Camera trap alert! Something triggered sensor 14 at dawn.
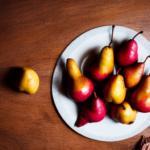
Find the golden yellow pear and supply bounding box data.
[111,101,137,125]
[103,68,126,104]
[90,25,115,81]
[15,67,39,94]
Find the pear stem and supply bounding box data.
[93,91,97,99]
[121,104,126,110]
[144,55,150,63]
[117,68,121,75]
[108,25,115,47]
[132,31,143,40]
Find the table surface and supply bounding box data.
[1,0,150,149]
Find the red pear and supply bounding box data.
[117,31,143,67]
[122,55,150,88]
[76,92,106,127]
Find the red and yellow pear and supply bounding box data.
[121,55,150,88]
[131,74,150,112]
[90,25,115,81]
[67,58,94,102]
[111,101,137,125]
[103,68,126,104]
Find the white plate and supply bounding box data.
[52,25,150,141]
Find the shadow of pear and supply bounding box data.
[58,58,68,97]
[80,47,100,78]
[2,67,23,91]
[113,39,128,70]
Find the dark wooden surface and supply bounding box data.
[0,0,150,149]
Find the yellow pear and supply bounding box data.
[103,69,126,104]
[111,101,137,125]
[15,67,39,94]
[90,25,115,81]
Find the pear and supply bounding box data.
[67,58,94,102]
[131,74,150,112]
[111,101,137,125]
[76,92,106,127]
[15,67,39,94]
[103,68,126,104]
[90,25,115,81]
[121,55,150,88]
[117,31,143,67]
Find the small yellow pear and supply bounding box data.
[111,101,137,125]
[103,68,126,104]
[15,67,39,94]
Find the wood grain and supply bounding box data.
[0,0,150,149]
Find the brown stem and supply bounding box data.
[144,55,150,63]
[117,68,121,75]
[121,104,126,110]
[108,25,115,47]
[93,91,97,99]
[128,122,134,125]
[132,31,143,40]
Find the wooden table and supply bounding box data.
[0,0,150,149]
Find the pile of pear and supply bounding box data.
[66,25,150,128]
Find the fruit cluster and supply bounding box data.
[66,25,150,127]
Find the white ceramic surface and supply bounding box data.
[52,25,150,141]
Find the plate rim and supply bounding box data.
[51,25,150,141]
